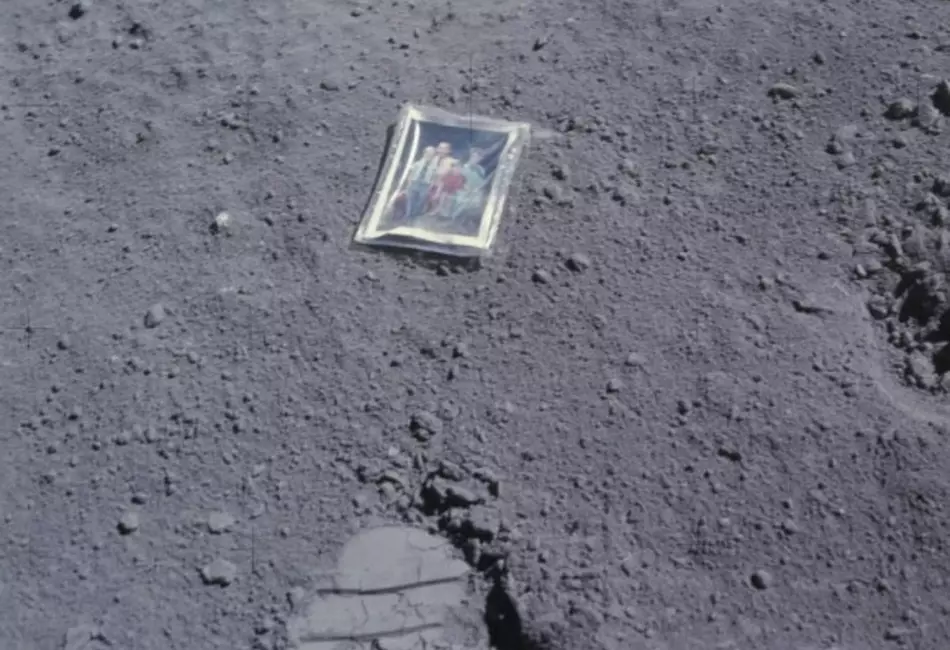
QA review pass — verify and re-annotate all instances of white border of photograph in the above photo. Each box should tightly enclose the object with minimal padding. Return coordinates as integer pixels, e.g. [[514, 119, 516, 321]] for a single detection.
[[354, 104, 531, 256]]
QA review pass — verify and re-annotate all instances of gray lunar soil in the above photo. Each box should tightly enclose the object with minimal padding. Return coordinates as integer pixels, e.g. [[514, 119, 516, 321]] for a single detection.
[[4, 1, 950, 649]]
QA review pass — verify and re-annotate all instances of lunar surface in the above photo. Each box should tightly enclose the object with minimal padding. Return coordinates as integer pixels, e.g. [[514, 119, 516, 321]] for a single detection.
[[2, 1, 950, 649]]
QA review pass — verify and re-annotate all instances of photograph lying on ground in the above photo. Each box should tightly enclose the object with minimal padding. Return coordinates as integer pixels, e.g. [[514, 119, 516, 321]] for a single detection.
[[354, 104, 531, 256]]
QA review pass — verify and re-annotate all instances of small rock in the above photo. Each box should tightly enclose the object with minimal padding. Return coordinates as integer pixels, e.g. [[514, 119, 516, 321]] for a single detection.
[[532, 269, 552, 284], [606, 378, 624, 393], [906, 352, 937, 389], [884, 626, 913, 641], [565, 253, 591, 272], [462, 506, 502, 542], [750, 569, 772, 590], [884, 98, 916, 120], [625, 352, 646, 367], [533, 33, 550, 51], [618, 158, 639, 178], [144, 303, 166, 329], [117, 511, 139, 535], [767, 82, 799, 100], [825, 139, 845, 155], [320, 80, 340, 91], [444, 483, 482, 508], [812, 51, 826, 65], [201, 558, 237, 586], [541, 183, 563, 203], [212, 211, 231, 233], [410, 411, 443, 440], [836, 152, 856, 169], [780, 519, 800, 534], [57, 336, 71, 350], [219, 113, 245, 129], [437, 460, 466, 481], [423, 478, 483, 510], [913, 103, 944, 132], [208, 511, 235, 534]]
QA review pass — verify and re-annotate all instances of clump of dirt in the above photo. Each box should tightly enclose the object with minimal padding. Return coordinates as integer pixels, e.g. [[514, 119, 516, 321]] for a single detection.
[[858, 163, 950, 390]]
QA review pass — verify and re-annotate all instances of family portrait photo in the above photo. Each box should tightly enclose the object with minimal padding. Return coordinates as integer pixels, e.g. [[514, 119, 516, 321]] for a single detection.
[[379, 128, 505, 237], [355, 104, 530, 255]]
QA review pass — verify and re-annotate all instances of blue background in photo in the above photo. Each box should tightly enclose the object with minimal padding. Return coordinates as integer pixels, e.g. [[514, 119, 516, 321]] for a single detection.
[[376, 118, 511, 235], [396, 120, 508, 181]]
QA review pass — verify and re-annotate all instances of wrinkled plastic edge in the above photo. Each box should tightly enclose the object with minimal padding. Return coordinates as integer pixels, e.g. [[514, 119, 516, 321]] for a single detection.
[[351, 103, 532, 260]]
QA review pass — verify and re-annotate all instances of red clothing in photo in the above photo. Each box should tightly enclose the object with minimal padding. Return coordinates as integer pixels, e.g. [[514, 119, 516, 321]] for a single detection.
[[429, 166, 465, 211]]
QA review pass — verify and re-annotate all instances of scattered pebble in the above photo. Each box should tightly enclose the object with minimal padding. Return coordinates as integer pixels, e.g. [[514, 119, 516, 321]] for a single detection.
[[532, 269, 552, 284], [767, 82, 799, 100], [750, 569, 772, 590], [144, 303, 166, 329], [208, 511, 235, 534], [565, 253, 591, 272], [117, 511, 139, 535], [551, 163, 569, 181], [884, 627, 913, 641], [410, 411, 443, 440], [212, 211, 231, 234], [836, 152, 856, 169], [884, 98, 916, 120], [201, 558, 237, 586], [625, 352, 646, 367], [532, 33, 550, 51]]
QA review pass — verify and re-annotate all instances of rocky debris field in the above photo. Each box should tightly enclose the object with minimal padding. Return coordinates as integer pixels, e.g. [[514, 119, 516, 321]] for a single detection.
[[4, 1, 950, 650]]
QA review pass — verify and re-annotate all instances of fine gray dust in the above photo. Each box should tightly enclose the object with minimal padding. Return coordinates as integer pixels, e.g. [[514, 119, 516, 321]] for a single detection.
[[3, 1, 950, 650]]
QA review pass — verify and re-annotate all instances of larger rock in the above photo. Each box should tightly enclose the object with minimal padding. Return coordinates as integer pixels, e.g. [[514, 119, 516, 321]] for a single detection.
[[144, 303, 166, 329]]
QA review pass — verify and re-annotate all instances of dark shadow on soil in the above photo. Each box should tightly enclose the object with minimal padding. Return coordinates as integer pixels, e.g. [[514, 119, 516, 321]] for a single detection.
[[356, 239, 484, 274], [933, 342, 950, 375], [484, 580, 551, 650]]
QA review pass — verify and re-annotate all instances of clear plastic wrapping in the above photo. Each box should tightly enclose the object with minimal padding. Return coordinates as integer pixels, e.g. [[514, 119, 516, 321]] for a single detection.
[[353, 103, 531, 258]]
